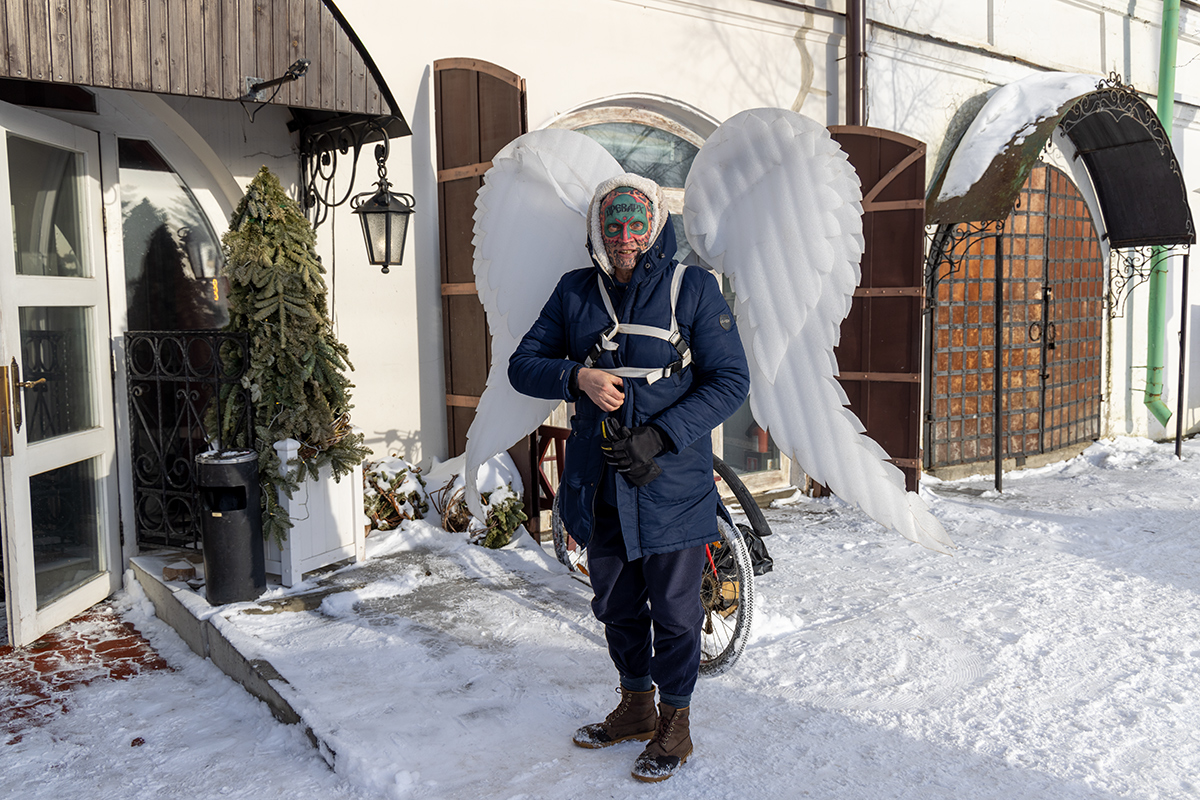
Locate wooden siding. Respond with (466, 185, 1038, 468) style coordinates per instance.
(433, 57, 538, 534)
(0, 0, 391, 115)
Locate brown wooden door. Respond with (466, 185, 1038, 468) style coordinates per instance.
(434, 58, 543, 533)
(433, 58, 527, 456)
(927, 163, 1103, 470)
(828, 126, 927, 492)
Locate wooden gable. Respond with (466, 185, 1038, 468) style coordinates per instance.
(0, 0, 396, 116)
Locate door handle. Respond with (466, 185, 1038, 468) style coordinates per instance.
(0, 361, 11, 456)
(9, 357, 27, 434)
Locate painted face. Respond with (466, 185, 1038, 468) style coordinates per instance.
(600, 188, 653, 273)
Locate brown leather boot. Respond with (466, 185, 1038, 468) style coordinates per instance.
(631, 703, 692, 782)
(572, 687, 658, 748)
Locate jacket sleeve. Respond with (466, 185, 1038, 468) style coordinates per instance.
(651, 268, 750, 453)
(508, 278, 581, 402)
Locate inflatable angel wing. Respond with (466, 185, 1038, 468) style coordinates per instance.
(466, 110, 952, 553)
(683, 108, 952, 553)
(464, 130, 623, 519)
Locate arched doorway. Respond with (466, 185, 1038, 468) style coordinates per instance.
(927, 163, 1104, 473)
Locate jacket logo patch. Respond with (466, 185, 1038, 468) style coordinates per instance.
(719, 313, 733, 331)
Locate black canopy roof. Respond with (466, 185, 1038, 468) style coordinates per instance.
(928, 82, 1194, 249)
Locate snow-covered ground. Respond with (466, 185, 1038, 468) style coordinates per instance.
(3, 436, 1199, 799)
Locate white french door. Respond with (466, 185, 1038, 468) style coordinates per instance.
(0, 101, 119, 647)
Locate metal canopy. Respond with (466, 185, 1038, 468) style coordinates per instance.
(928, 82, 1194, 248)
(1059, 87, 1193, 248)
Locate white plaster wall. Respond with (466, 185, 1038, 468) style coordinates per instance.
(331, 0, 848, 465)
(869, 0, 1200, 441)
(158, 96, 297, 197)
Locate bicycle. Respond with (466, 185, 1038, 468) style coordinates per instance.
(551, 454, 772, 676)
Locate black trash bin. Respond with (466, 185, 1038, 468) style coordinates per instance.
(196, 449, 266, 604)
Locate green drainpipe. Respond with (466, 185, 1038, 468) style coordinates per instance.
(1146, 0, 1180, 427)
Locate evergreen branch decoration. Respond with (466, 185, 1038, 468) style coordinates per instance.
(214, 166, 370, 545)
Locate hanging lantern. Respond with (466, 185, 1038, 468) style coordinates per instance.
(351, 143, 416, 273)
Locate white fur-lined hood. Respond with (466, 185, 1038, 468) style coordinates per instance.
(587, 173, 668, 276)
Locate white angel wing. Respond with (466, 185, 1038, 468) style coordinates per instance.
(684, 108, 953, 553)
(464, 129, 623, 520)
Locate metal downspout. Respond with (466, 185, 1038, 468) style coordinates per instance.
(846, 0, 866, 125)
(1146, 0, 1180, 427)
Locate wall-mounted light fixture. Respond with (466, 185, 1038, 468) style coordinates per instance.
(351, 139, 415, 273)
(299, 115, 415, 273)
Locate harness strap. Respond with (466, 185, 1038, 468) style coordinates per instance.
(582, 264, 692, 385)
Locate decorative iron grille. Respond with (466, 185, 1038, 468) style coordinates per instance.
(925, 164, 1103, 472)
(125, 331, 252, 549)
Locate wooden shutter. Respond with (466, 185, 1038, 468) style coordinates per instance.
(433, 58, 526, 458)
(828, 127, 927, 492)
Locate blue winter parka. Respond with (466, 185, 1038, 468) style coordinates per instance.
(508, 217, 750, 560)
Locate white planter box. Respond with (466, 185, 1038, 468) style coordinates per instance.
(265, 438, 366, 587)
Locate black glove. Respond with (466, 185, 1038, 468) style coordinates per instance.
(600, 418, 666, 487)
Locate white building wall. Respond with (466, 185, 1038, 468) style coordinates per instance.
(328, 0, 848, 465)
(298, 0, 1197, 466)
(869, 0, 1200, 442)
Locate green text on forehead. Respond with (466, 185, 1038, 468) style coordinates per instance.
(605, 202, 648, 217)
(603, 189, 650, 218)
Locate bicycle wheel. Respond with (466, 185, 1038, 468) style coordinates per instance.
(712, 454, 773, 541)
(698, 515, 755, 676)
(551, 493, 589, 576)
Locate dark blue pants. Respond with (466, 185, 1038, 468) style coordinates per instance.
(587, 499, 706, 702)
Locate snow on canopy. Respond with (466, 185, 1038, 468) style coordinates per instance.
(937, 72, 1100, 202)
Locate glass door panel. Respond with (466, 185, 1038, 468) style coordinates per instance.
(7, 135, 90, 278)
(1, 101, 117, 647)
(118, 138, 227, 331)
(30, 457, 102, 607)
(18, 306, 96, 443)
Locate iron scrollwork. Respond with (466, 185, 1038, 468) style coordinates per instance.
(925, 220, 1006, 299)
(1060, 76, 1196, 251)
(1107, 245, 1191, 319)
(300, 115, 403, 231)
(125, 330, 253, 550)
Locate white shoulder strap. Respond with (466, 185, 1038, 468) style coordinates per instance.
(585, 264, 692, 384)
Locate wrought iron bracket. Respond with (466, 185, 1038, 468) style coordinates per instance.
(1107, 244, 1191, 319)
(300, 115, 405, 230)
(924, 221, 1006, 302)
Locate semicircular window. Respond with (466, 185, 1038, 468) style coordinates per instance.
(576, 123, 699, 189)
(119, 139, 227, 331)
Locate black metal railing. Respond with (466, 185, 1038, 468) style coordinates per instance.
(125, 331, 253, 550)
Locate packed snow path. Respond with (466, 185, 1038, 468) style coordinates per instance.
(3, 437, 1197, 799)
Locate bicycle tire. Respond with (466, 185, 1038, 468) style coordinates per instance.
(550, 472, 756, 675)
(712, 454, 773, 540)
(698, 515, 755, 676)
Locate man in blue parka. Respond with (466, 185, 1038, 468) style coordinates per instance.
(508, 173, 749, 782)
